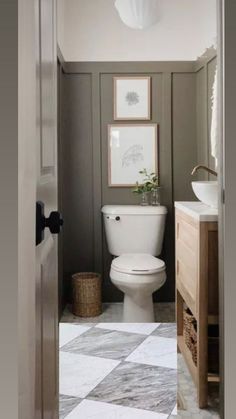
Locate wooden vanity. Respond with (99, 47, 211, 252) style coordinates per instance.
(175, 202, 219, 408)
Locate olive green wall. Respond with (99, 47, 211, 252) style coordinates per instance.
(59, 61, 198, 303)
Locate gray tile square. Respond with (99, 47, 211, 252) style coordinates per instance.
(87, 361, 177, 415)
(178, 354, 220, 417)
(61, 327, 147, 360)
(152, 323, 177, 338)
(59, 394, 81, 419)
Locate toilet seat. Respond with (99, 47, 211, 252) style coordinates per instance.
(111, 253, 165, 275)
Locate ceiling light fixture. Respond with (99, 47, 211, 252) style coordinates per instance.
(115, 0, 159, 30)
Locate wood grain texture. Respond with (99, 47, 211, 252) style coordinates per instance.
(176, 209, 219, 408)
(197, 222, 209, 408)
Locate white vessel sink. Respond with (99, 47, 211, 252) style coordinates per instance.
(191, 181, 218, 209)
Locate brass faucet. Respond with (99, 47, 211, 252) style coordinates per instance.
(191, 165, 217, 177)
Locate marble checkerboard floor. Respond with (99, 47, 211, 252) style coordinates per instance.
(60, 322, 177, 418)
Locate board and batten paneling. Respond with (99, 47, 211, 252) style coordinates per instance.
(60, 61, 198, 303)
(196, 66, 208, 179)
(172, 73, 197, 202)
(61, 73, 94, 294)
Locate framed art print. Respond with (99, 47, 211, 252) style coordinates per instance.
(108, 124, 158, 187)
(113, 76, 151, 120)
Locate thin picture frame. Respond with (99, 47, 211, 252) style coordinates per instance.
(113, 76, 151, 121)
(108, 124, 159, 187)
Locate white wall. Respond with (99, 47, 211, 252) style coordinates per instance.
(57, 0, 217, 61)
(57, 0, 65, 54)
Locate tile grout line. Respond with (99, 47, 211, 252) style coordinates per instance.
(60, 322, 177, 418)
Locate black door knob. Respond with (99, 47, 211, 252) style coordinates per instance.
(44, 211, 64, 234)
(36, 201, 63, 246)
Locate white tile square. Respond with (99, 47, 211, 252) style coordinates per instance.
(66, 399, 168, 419)
(60, 352, 120, 398)
(59, 323, 92, 348)
(95, 323, 160, 336)
(171, 404, 177, 415)
(126, 336, 177, 369)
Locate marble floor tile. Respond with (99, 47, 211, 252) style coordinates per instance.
(60, 303, 123, 323)
(126, 336, 177, 370)
(95, 322, 160, 335)
(65, 399, 169, 419)
(59, 323, 92, 348)
(60, 351, 120, 398)
(171, 403, 177, 415)
(151, 323, 177, 339)
(59, 394, 81, 419)
(61, 327, 147, 360)
(154, 303, 175, 323)
(61, 302, 175, 323)
(178, 354, 220, 418)
(87, 361, 176, 415)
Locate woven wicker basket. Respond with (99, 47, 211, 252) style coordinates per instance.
(183, 307, 219, 371)
(72, 272, 102, 317)
(183, 306, 197, 365)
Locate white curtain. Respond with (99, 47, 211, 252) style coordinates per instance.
(211, 68, 218, 169)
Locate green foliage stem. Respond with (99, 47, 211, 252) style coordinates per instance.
(132, 168, 159, 195)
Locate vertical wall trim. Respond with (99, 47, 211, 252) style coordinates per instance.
(0, 2, 18, 417)
(170, 73, 174, 205)
(162, 72, 175, 300)
(163, 73, 173, 204)
(200, 65, 209, 175)
(217, 1, 224, 416)
(205, 64, 210, 178)
(91, 72, 103, 273)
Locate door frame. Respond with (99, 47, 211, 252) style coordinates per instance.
(0, 1, 37, 419)
(218, 1, 236, 418)
(1, 1, 236, 418)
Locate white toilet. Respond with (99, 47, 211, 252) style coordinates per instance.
(101, 205, 167, 322)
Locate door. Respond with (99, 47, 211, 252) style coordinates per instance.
(35, 0, 59, 418)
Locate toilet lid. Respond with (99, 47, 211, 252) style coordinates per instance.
(111, 253, 165, 275)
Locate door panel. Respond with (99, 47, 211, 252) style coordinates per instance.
(35, 0, 58, 418)
(41, 0, 56, 172)
(42, 237, 58, 419)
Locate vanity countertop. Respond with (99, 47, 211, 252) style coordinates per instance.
(174, 201, 218, 222)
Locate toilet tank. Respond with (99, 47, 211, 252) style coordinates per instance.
(101, 205, 167, 256)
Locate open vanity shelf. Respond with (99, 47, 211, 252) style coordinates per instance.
(175, 202, 219, 408)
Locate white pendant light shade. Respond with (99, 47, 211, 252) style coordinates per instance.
(115, 0, 159, 30)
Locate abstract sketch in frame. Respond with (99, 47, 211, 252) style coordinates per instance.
(108, 124, 158, 187)
(113, 76, 151, 120)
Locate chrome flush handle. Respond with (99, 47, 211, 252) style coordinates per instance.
(106, 216, 121, 221)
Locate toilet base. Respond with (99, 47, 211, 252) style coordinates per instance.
(123, 294, 155, 323)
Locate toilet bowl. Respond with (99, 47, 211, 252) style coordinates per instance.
(101, 205, 167, 323)
(110, 253, 166, 322)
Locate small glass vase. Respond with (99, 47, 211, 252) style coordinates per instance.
(140, 191, 149, 206)
(151, 188, 160, 206)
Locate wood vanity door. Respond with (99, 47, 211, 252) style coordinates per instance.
(176, 209, 199, 316)
(176, 207, 219, 409)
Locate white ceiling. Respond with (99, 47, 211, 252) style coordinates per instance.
(57, 0, 217, 62)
